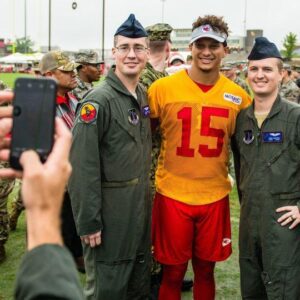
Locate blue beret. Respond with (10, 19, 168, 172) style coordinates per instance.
(114, 14, 148, 38)
(248, 37, 282, 60)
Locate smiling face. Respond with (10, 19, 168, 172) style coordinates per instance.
(112, 35, 149, 80)
(189, 37, 227, 74)
(247, 58, 283, 98)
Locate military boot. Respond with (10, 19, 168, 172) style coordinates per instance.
(0, 243, 6, 263)
(9, 207, 22, 231)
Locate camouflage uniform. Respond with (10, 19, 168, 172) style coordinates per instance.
(72, 77, 93, 101)
(0, 80, 14, 261)
(9, 181, 24, 231)
(72, 50, 103, 101)
(140, 23, 173, 198)
(234, 76, 251, 95)
(0, 80, 7, 90)
(280, 79, 300, 104)
(139, 23, 173, 294)
(0, 162, 15, 261)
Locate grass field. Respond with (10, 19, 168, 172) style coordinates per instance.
(0, 73, 33, 89)
(0, 187, 241, 300)
(0, 73, 242, 299)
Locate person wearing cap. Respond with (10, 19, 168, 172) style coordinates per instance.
(165, 52, 190, 75)
(140, 23, 194, 297)
(72, 50, 104, 101)
(39, 51, 85, 273)
(148, 15, 251, 299)
(221, 62, 251, 95)
(232, 37, 300, 299)
(140, 23, 173, 89)
(0, 79, 15, 263)
(68, 14, 151, 300)
(139, 22, 172, 298)
(279, 63, 300, 103)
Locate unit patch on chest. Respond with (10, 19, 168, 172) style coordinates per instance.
(243, 130, 254, 144)
(262, 132, 283, 143)
(128, 108, 139, 125)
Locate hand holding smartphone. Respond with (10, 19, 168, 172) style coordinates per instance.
(10, 78, 57, 170)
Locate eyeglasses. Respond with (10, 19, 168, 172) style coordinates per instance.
(115, 45, 149, 55)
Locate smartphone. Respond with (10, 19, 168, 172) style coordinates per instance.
(10, 77, 57, 170)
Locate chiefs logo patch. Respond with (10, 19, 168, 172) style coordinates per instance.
(202, 25, 211, 32)
(80, 103, 97, 123)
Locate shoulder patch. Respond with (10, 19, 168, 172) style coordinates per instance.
(223, 93, 242, 105)
(80, 102, 98, 123)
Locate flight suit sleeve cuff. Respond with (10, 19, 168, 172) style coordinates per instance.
(297, 200, 300, 212)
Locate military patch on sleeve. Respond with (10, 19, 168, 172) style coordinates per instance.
(80, 102, 98, 123)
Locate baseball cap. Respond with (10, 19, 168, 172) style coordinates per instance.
(146, 23, 173, 41)
(190, 24, 227, 44)
(39, 51, 79, 75)
(169, 53, 185, 65)
(75, 50, 103, 64)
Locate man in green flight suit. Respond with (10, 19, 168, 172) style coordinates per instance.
(68, 14, 152, 300)
(233, 37, 300, 299)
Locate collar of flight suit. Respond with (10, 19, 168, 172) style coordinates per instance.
(106, 65, 142, 102)
(245, 94, 282, 122)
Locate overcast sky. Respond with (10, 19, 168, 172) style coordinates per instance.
(0, 0, 299, 51)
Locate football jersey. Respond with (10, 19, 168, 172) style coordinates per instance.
(148, 70, 251, 205)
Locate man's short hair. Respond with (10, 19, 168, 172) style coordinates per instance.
(192, 15, 229, 38)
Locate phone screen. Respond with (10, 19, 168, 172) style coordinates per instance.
(10, 78, 57, 169)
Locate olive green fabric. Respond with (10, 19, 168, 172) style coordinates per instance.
(233, 96, 300, 299)
(69, 66, 152, 299)
(15, 244, 83, 300)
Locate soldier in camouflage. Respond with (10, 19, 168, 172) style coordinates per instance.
(0, 80, 15, 262)
(140, 23, 173, 89)
(140, 23, 173, 197)
(72, 50, 104, 101)
(0, 162, 15, 262)
(139, 23, 173, 298)
(9, 185, 24, 231)
(280, 64, 300, 103)
(221, 63, 251, 95)
(0, 80, 7, 90)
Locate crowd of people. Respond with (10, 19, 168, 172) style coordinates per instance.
(0, 12, 300, 300)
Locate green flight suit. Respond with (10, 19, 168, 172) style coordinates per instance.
(15, 244, 83, 300)
(69, 66, 152, 300)
(233, 96, 300, 299)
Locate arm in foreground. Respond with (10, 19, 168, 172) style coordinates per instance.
(0, 92, 83, 299)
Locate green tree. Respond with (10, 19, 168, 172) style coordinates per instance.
(282, 32, 297, 61)
(15, 37, 34, 54)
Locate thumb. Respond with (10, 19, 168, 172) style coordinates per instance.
(20, 150, 43, 174)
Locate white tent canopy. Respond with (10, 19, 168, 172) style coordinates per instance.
(0, 52, 42, 64)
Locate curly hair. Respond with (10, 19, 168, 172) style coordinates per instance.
(192, 15, 229, 36)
